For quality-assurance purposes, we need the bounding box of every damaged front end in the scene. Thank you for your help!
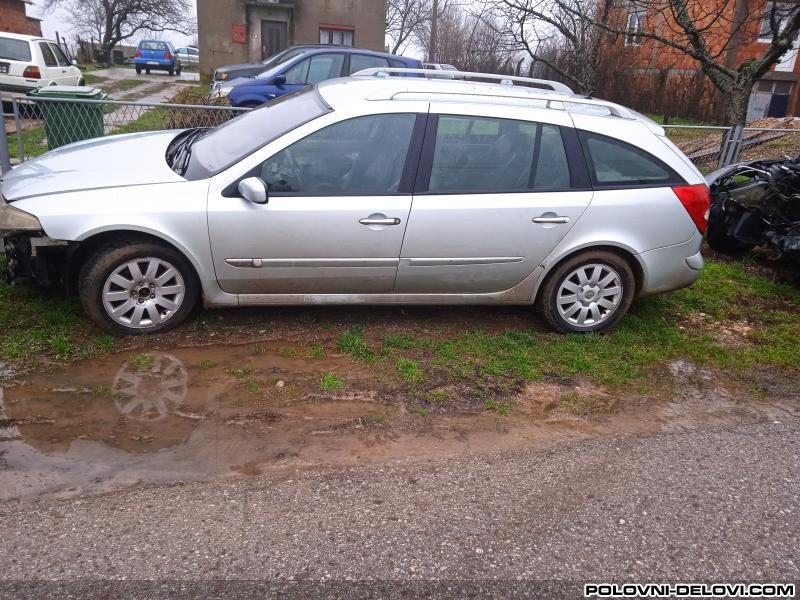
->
[1,191,69,286]
[707,157,800,259]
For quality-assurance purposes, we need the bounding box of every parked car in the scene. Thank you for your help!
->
[213,44,339,84]
[423,62,461,78]
[0,32,83,99]
[134,40,181,76]
[213,47,421,108]
[0,70,709,335]
[176,46,199,67]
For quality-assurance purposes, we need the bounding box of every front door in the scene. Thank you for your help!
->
[261,20,288,61]
[397,110,592,294]
[208,112,424,295]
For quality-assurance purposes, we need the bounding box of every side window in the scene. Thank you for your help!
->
[190,48,199,56]
[284,54,344,85]
[260,113,416,195]
[39,42,57,67]
[580,131,680,186]
[49,43,69,66]
[428,116,570,193]
[349,54,390,74]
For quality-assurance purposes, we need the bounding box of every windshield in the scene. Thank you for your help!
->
[261,47,307,69]
[184,87,331,180]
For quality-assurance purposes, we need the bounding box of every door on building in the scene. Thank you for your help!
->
[261,20,288,61]
[747,80,793,122]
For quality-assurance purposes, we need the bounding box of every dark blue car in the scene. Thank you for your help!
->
[216,48,421,108]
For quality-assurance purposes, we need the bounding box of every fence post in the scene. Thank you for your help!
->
[0,93,12,175]
[12,98,24,163]
[718,125,744,168]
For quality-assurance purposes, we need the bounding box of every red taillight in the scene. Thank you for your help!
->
[135,50,141,57]
[164,52,172,60]
[22,65,41,79]
[672,184,710,234]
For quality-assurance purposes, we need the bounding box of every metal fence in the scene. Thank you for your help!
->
[3,94,800,176]
[2,96,249,170]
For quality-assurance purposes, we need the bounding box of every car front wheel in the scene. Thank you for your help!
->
[539,251,635,334]
[79,241,198,335]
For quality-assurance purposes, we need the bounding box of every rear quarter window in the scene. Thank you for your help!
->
[579,130,683,187]
[0,37,32,62]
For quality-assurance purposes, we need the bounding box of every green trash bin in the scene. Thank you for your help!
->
[27,86,107,150]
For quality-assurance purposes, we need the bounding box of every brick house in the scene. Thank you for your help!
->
[0,0,42,36]
[197,0,387,76]
[602,0,800,122]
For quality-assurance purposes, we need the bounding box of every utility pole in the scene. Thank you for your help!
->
[430,0,438,63]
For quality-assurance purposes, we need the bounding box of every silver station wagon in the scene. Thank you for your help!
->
[0,69,710,335]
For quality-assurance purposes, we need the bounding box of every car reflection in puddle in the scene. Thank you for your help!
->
[113,353,189,422]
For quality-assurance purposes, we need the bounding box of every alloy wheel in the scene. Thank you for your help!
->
[555,263,623,329]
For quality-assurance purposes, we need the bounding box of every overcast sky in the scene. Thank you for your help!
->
[28,1,198,48]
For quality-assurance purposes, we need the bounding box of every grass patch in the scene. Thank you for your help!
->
[484,398,513,416]
[337,326,375,362]
[82,73,109,86]
[320,372,345,391]
[112,106,170,135]
[560,391,608,416]
[382,333,415,351]
[198,360,215,370]
[132,354,153,370]
[396,358,425,383]
[308,343,326,359]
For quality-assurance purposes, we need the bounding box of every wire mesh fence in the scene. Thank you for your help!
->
[4,94,800,176]
[6,96,249,165]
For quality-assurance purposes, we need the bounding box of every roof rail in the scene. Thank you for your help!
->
[351,67,574,94]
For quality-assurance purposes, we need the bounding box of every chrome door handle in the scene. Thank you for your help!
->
[359,218,401,226]
[532,216,570,224]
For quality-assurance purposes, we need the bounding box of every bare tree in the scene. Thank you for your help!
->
[417,2,521,71]
[43,0,195,54]
[492,0,615,94]
[558,0,800,125]
[387,0,432,54]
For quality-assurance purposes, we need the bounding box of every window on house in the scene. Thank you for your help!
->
[625,10,646,46]
[759,2,796,41]
[319,26,354,47]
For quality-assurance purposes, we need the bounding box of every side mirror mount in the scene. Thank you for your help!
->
[70,58,78,66]
[238,177,268,205]
[273,74,286,86]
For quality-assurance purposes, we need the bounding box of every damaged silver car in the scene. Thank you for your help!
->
[707,157,800,259]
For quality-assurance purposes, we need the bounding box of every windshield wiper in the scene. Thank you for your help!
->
[167,128,208,176]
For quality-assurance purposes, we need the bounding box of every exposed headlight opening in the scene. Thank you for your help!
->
[0,194,44,235]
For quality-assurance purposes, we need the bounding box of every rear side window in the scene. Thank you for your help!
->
[427,115,571,193]
[579,131,682,186]
[49,43,69,66]
[139,41,167,51]
[0,37,32,61]
[349,54,390,74]
[38,42,57,67]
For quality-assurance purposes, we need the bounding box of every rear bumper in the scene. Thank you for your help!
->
[637,231,704,296]
[134,59,174,69]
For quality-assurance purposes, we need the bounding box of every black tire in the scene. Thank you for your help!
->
[135,66,142,75]
[78,240,199,336]
[539,251,636,334]
[146,68,151,74]
[78,78,85,86]
[706,219,754,255]
[169,67,175,76]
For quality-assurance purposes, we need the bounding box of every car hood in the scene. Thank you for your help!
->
[216,62,265,73]
[1,131,185,202]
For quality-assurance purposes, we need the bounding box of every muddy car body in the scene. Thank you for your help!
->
[706,157,800,259]
[1,69,709,335]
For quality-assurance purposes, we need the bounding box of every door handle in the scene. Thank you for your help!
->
[359,217,401,226]
[532,216,570,224]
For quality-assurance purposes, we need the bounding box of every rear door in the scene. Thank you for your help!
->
[347,53,390,75]
[207,107,427,295]
[396,105,593,294]
[48,43,76,85]
[37,41,63,85]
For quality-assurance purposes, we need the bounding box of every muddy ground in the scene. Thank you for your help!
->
[1,336,797,502]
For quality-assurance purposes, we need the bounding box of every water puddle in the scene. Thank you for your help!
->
[1,348,797,501]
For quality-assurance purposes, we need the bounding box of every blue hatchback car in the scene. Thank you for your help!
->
[216,47,421,108]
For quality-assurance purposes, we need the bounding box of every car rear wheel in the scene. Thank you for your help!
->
[79,241,198,335]
[539,251,635,334]
[135,66,142,75]
[169,67,175,76]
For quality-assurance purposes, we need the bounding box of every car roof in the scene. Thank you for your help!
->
[0,32,49,43]
[315,75,660,131]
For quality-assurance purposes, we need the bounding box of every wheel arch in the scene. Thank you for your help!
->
[65,228,203,294]
[531,244,644,305]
